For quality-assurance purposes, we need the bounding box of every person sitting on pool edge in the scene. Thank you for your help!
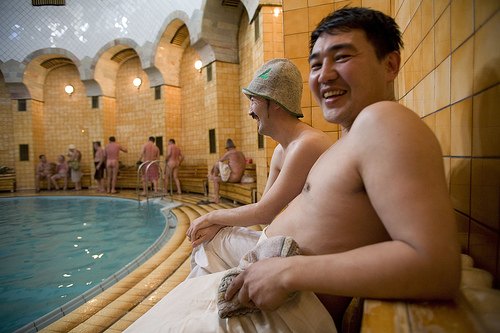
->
[125,7,460,332]
[187,58,334,278]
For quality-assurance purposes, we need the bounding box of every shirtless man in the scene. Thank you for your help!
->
[93,142,106,192]
[126,7,460,332]
[208,138,246,203]
[164,138,184,194]
[140,136,160,194]
[187,58,333,278]
[35,154,52,192]
[50,155,68,190]
[105,136,127,194]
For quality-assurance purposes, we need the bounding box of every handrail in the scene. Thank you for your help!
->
[137,160,164,204]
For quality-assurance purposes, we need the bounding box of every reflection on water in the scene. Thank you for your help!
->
[0,196,169,333]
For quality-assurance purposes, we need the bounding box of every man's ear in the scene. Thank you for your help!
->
[385,51,401,81]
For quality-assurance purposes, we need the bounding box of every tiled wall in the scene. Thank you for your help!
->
[177,5,287,198]
[115,57,169,166]
[397,0,499,287]
[179,46,208,165]
[0,73,15,169]
[43,64,101,180]
[239,10,265,196]
[283,0,500,287]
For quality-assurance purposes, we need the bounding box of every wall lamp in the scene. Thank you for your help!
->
[64,84,74,95]
[133,77,142,88]
[194,60,202,72]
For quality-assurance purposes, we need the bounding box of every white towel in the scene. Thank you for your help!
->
[219,161,231,182]
[217,236,300,318]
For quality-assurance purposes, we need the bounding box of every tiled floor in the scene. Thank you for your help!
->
[1,189,237,332]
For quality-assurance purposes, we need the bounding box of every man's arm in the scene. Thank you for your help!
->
[187,136,332,246]
[154,146,160,160]
[165,145,172,161]
[218,151,231,163]
[179,149,184,164]
[139,145,146,162]
[227,102,460,308]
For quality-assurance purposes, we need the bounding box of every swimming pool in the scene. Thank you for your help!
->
[0,196,176,333]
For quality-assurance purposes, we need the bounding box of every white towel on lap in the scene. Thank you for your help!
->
[188,226,261,278]
[217,236,301,318]
[124,270,337,333]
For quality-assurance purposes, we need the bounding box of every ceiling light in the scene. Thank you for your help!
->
[64,84,74,95]
[194,60,202,72]
[133,77,142,88]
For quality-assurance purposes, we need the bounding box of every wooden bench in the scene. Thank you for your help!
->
[208,163,257,204]
[0,172,16,192]
[357,254,500,333]
[178,164,208,195]
[117,165,140,190]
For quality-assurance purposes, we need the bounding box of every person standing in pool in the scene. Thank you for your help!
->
[105,136,128,194]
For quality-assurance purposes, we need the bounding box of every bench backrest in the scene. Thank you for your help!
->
[178,165,208,178]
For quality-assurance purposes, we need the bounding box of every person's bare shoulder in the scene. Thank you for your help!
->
[351,101,435,144]
[349,101,444,181]
[289,125,334,158]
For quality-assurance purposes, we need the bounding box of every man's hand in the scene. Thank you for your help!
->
[187,224,224,247]
[186,215,214,241]
[225,257,293,311]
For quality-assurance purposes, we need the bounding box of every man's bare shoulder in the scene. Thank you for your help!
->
[352,101,421,131]
[349,101,436,147]
[298,124,333,140]
[289,125,334,155]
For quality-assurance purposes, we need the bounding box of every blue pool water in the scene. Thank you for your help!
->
[0,196,174,333]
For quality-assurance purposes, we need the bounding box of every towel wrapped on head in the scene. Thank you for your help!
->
[217,235,300,318]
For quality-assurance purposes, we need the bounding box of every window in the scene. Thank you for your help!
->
[254,11,260,41]
[91,96,99,109]
[155,136,163,156]
[18,99,26,111]
[32,0,65,5]
[209,129,216,154]
[207,63,213,82]
[155,86,161,100]
[19,144,29,161]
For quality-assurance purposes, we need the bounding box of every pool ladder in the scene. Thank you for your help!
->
[137,160,175,204]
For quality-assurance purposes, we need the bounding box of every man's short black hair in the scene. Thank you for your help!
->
[310,7,403,60]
